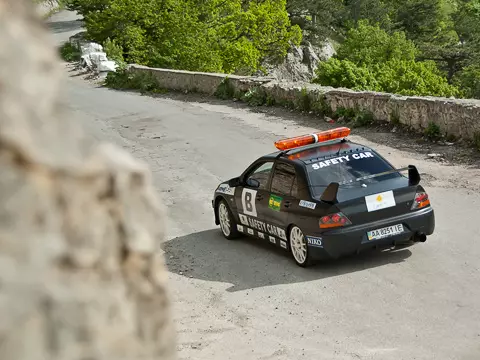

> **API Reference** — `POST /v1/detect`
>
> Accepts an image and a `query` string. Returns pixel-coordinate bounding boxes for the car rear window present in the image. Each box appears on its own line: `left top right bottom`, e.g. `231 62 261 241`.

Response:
306 150 402 196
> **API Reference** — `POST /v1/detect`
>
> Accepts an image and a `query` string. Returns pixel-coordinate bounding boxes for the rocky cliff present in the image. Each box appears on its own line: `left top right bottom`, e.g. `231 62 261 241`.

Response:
0 1 177 359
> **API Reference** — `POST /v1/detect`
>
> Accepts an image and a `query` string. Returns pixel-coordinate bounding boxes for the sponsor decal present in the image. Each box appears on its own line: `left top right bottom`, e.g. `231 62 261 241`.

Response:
299 200 316 209
258 232 265 239
238 214 287 241
311 151 374 170
247 228 254 235
216 183 235 196
242 188 257 217
365 190 396 212
238 214 249 226
306 236 323 247
237 225 244 232
268 194 283 211
280 240 287 249
245 216 267 233
269 236 276 244
267 224 287 241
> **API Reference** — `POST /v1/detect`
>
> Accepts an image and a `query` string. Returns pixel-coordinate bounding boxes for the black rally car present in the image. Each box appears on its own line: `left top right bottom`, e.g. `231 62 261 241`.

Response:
212 127 435 267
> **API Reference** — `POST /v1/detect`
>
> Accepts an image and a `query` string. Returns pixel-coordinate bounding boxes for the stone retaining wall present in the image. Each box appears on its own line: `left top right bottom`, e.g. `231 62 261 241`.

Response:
128 64 480 142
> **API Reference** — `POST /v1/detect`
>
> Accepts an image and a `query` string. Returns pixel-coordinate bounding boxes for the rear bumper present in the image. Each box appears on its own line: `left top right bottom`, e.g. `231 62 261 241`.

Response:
307 206 435 260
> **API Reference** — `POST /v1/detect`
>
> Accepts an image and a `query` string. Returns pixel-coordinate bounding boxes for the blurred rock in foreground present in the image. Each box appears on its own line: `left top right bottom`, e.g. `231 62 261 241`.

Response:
0 0 176 359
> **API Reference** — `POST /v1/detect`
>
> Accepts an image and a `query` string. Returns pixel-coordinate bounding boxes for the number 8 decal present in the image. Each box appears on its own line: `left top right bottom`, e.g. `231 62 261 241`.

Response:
242 188 257 217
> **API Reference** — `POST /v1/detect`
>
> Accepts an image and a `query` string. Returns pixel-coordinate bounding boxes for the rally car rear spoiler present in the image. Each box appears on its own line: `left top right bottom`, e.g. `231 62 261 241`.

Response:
320 165 421 204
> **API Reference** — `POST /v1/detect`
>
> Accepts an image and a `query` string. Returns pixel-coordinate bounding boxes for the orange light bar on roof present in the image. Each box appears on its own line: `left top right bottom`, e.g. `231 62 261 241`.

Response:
274 127 351 151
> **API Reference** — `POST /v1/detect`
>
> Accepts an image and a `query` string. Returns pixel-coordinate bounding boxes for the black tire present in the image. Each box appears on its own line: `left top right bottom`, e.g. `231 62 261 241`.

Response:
288 225 312 267
217 199 240 240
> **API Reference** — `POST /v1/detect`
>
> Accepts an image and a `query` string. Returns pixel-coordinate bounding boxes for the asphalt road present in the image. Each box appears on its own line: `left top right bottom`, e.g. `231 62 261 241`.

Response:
46 11 480 360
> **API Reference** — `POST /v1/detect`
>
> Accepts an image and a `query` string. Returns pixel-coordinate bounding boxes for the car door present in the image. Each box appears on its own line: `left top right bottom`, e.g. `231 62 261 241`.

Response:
262 161 298 247
234 160 275 237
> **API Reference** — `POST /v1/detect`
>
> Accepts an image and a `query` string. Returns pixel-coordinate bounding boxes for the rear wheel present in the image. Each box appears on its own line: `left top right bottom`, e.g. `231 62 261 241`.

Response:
217 199 240 240
289 225 311 267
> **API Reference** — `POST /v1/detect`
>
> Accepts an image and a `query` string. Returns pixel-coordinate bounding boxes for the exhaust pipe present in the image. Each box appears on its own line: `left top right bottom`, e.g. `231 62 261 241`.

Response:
413 233 427 243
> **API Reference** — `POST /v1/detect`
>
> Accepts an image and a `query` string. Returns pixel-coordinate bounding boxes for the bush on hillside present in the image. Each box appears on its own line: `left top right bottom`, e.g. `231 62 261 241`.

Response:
313 21 460 97
59 42 81 62
453 64 480 99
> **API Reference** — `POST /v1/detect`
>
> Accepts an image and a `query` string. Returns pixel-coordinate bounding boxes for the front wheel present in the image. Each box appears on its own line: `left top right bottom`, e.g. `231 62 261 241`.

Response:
289 225 312 267
217 199 240 240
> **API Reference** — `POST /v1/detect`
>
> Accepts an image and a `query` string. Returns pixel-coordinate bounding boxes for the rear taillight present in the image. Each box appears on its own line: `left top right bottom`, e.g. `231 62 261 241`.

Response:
319 212 352 229
411 191 430 210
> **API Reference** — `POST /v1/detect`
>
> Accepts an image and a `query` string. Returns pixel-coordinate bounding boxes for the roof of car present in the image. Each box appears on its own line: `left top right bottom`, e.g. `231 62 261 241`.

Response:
264 139 376 165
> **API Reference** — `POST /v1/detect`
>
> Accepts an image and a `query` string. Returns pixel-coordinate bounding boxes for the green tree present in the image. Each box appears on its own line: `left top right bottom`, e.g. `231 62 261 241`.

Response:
374 59 460 97
72 0 301 74
335 20 417 65
393 0 452 41
286 0 345 43
343 0 396 29
313 21 460 97
64 0 110 14
314 58 380 91
453 64 480 99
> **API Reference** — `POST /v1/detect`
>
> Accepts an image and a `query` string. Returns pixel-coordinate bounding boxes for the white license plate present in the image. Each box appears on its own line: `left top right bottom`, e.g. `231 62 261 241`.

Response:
367 224 404 241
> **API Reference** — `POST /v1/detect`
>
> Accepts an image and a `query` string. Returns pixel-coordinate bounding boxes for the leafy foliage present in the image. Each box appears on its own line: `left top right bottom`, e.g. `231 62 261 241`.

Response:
64 0 110 14
313 21 460 97
452 64 480 99
314 58 379 91
286 0 345 43
103 38 125 68
104 69 168 94
66 0 301 75
335 22 417 65
284 0 480 98
59 42 81 62
424 121 442 140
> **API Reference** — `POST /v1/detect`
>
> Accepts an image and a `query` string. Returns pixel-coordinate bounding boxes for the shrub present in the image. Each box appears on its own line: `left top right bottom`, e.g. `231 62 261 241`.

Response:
103 37 125 68
296 87 311 111
374 60 460 98
243 87 267 106
314 58 460 98
313 20 460 98
390 110 401 125
311 95 333 117
59 42 81 62
336 21 418 66
333 107 356 120
353 110 375 127
104 69 167 94
424 121 442 140
214 77 235 100
452 64 480 99
313 58 380 91
474 132 480 151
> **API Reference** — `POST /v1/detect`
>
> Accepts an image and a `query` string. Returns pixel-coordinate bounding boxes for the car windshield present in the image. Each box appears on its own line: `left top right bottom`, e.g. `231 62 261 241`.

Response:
306 150 402 197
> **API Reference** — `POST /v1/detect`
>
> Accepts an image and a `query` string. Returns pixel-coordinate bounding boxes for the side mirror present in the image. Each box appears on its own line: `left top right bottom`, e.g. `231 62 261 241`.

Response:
228 177 242 187
246 178 260 188
320 182 339 204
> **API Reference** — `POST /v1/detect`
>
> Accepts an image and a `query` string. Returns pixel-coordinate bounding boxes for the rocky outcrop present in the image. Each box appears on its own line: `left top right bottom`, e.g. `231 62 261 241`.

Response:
0 1 176 360
255 41 336 82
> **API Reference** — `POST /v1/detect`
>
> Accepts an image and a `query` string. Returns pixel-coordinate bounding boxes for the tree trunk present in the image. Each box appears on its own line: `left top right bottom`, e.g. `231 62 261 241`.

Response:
0 1 177 360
